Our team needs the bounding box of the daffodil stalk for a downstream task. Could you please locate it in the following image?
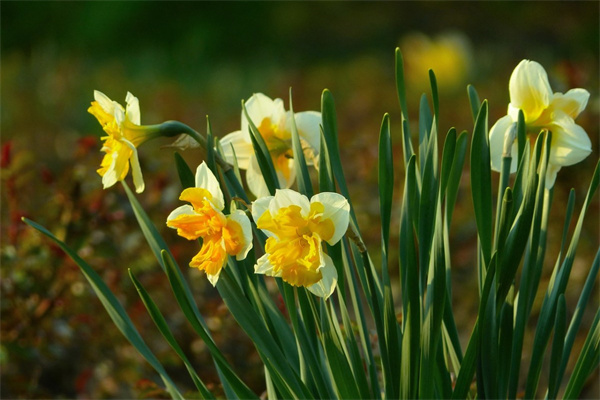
[24,49,599,400]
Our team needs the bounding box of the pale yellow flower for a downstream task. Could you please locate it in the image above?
[88,90,159,193]
[489,60,591,187]
[252,189,349,298]
[167,162,253,285]
[220,93,321,198]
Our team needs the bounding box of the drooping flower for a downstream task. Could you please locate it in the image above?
[220,93,321,198]
[167,162,253,285]
[252,189,349,298]
[88,90,161,193]
[489,60,592,187]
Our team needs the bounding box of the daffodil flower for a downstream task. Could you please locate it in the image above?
[167,162,253,285]
[489,60,592,187]
[252,189,349,298]
[88,90,164,193]
[220,93,321,198]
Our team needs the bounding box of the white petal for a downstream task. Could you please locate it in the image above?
[489,115,518,173]
[247,156,272,199]
[544,163,561,189]
[166,204,196,223]
[206,269,222,287]
[550,89,589,119]
[270,189,310,216]
[254,253,279,276]
[293,111,322,155]
[509,60,552,123]
[228,210,253,260]
[125,92,141,125]
[251,195,274,223]
[311,192,350,245]
[94,90,115,114]
[277,158,296,189]
[547,114,592,167]
[101,155,119,189]
[195,162,224,210]
[219,130,253,170]
[129,147,145,193]
[306,253,338,299]
[242,93,277,136]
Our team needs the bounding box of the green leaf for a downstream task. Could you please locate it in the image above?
[217,270,312,399]
[289,88,313,197]
[467,84,481,123]
[174,152,195,189]
[563,308,600,399]
[22,218,184,400]
[395,47,410,124]
[429,69,439,130]
[378,113,393,279]
[445,131,468,226]
[558,249,600,388]
[548,295,566,399]
[129,270,215,399]
[243,100,279,195]
[470,100,492,268]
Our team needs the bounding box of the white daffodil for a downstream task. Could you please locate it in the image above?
[167,162,253,285]
[252,189,349,299]
[88,90,161,193]
[220,93,321,198]
[489,60,592,187]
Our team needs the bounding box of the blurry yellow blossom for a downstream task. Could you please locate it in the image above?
[220,93,321,198]
[252,189,349,298]
[489,60,592,187]
[88,91,160,193]
[401,32,471,93]
[167,162,253,285]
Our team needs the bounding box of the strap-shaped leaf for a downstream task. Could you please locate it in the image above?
[129,270,215,399]
[22,218,184,400]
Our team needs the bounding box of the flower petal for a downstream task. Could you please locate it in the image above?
[550,88,589,119]
[195,162,224,210]
[251,195,274,222]
[306,253,338,299]
[270,189,310,216]
[129,147,145,193]
[489,115,518,174]
[242,93,279,137]
[545,163,561,189]
[227,210,254,260]
[255,253,279,276]
[166,204,196,223]
[125,92,141,125]
[219,130,253,170]
[246,156,272,199]
[509,60,552,123]
[94,90,115,114]
[311,192,350,245]
[292,111,322,156]
[547,113,592,167]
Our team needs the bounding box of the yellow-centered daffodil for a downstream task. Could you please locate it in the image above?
[88,90,161,193]
[220,93,321,198]
[489,60,592,187]
[252,189,349,298]
[167,162,253,285]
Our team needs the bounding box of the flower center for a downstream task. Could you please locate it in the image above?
[257,201,334,287]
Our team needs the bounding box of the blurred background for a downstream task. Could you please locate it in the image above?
[1,2,598,398]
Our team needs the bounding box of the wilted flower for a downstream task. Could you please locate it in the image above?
[489,60,592,187]
[167,162,253,285]
[252,189,349,298]
[220,93,321,198]
[88,90,161,193]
